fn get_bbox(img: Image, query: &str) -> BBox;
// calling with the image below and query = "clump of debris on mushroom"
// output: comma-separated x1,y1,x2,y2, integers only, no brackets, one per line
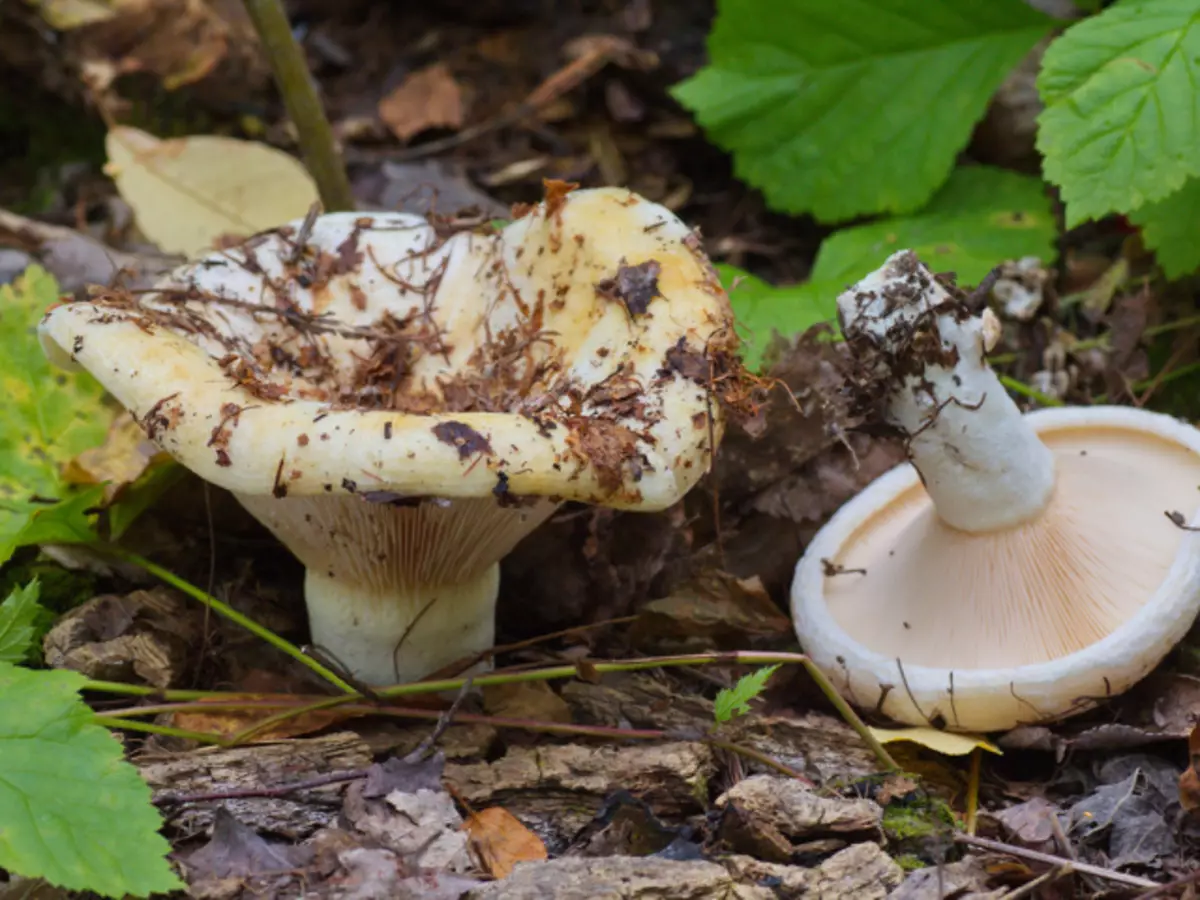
40,184,742,685
791,250,1200,733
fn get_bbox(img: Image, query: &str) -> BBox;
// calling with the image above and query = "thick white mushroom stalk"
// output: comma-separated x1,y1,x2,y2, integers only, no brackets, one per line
792,250,1200,732
40,186,739,685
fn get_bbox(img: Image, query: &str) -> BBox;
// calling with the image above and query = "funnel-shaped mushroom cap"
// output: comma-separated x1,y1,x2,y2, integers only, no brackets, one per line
791,250,1200,732
41,186,736,684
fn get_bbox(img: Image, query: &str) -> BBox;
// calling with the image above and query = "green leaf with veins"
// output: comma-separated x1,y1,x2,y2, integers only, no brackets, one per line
0,661,183,897
714,664,781,724
0,266,110,564
0,580,42,664
673,0,1054,221
720,265,840,372
1037,0,1200,227
1129,177,1200,279
811,167,1058,286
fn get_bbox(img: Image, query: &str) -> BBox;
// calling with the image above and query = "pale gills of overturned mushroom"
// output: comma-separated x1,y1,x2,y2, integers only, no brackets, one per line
40,186,740,686
792,250,1200,733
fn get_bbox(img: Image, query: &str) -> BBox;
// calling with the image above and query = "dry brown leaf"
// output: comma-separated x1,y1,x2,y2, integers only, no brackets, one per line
1180,723,1200,812
105,126,319,257
171,698,362,742
463,807,547,879
378,64,465,142
62,410,171,502
482,681,573,724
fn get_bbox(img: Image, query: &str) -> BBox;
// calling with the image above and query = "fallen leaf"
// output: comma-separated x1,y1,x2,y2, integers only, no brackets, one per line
1180,723,1200,812
62,411,172,504
378,64,465,143
362,753,445,798
26,0,118,30
630,570,792,653
482,681,573,724
185,808,311,880
171,697,362,741
464,807,547,879
869,727,1002,757
105,126,319,257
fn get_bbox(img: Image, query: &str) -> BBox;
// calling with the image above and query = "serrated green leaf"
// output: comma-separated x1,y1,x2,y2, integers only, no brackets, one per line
720,265,839,372
0,267,110,564
0,661,183,897
1037,0,1200,227
1128,177,1200,278
714,664,781,724
0,581,42,664
673,0,1054,221
811,167,1058,286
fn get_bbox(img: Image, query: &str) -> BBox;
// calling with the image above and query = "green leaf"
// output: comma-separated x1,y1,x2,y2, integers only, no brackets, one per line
1128,177,1200,278
720,265,839,372
1037,0,1200,227
811,167,1058,286
714,664,781,724
673,0,1054,221
0,266,110,564
0,662,183,897
0,581,42,664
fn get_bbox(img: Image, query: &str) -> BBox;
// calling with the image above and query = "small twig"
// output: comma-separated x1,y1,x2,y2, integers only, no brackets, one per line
997,864,1072,900
405,677,473,762
1167,510,1200,532
955,834,1157,889
241,0,354,212
1137,868,1200,899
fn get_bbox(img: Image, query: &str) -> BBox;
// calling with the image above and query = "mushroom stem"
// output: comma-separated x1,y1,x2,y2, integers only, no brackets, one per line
304,565,499,686
838,250,1055,533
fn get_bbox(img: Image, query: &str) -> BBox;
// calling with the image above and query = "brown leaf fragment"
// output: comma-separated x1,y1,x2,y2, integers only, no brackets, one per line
170,697,362,742
542,179,579,219
62,410,173,503
568,419,642,493
596,259,662,316
378,64,466,142
432,420,493,459
464,807,548,880
1181,723,1200,812
482,681,573,724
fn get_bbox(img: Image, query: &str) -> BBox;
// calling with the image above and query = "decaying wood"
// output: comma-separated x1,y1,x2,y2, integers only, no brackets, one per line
138,731,373,839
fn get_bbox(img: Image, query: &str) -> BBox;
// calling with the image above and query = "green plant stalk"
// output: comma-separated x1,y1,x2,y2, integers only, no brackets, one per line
999,375,1064,408
96,546,358,694
241,0,354,212
93,715,227,745
96,649,899,772
82,680,227,700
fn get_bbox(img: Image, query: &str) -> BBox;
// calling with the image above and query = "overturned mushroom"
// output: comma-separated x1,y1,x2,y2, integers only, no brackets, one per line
791,250,1200,733
40,187,737,685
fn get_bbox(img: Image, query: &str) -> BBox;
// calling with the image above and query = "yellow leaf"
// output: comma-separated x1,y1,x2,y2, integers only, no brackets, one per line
869,726,1001,757
62,410,170,503
464,807,547,879
105,126,320,258
26,0,118,30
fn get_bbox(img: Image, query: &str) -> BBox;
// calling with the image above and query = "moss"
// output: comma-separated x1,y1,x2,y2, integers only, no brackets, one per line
882,795,958,859
893,853,927,872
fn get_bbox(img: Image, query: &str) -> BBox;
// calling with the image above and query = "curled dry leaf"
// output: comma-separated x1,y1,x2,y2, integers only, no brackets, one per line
1179,723,1200,812
62,410,172,503
104,125,319,257
378,64,466,143
464,807,548,880
170,697,363,741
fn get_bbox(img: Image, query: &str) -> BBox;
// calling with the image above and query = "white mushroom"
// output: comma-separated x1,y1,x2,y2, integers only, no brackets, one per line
40,186,738,685
791,250,1200,733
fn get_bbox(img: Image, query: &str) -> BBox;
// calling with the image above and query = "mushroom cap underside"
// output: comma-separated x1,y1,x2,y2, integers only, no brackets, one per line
39,188,735,510
791,406,1200,731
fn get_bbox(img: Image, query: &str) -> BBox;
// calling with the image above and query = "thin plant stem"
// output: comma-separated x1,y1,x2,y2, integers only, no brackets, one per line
241,0,354,212
965,747,982,835
94,650,899,773
93,715,227,745
82,680,225,701
95,546,359,695
999,375,1065,408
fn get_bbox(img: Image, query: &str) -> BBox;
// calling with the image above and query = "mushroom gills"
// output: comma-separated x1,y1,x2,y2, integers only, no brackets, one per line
826,424,1200,670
